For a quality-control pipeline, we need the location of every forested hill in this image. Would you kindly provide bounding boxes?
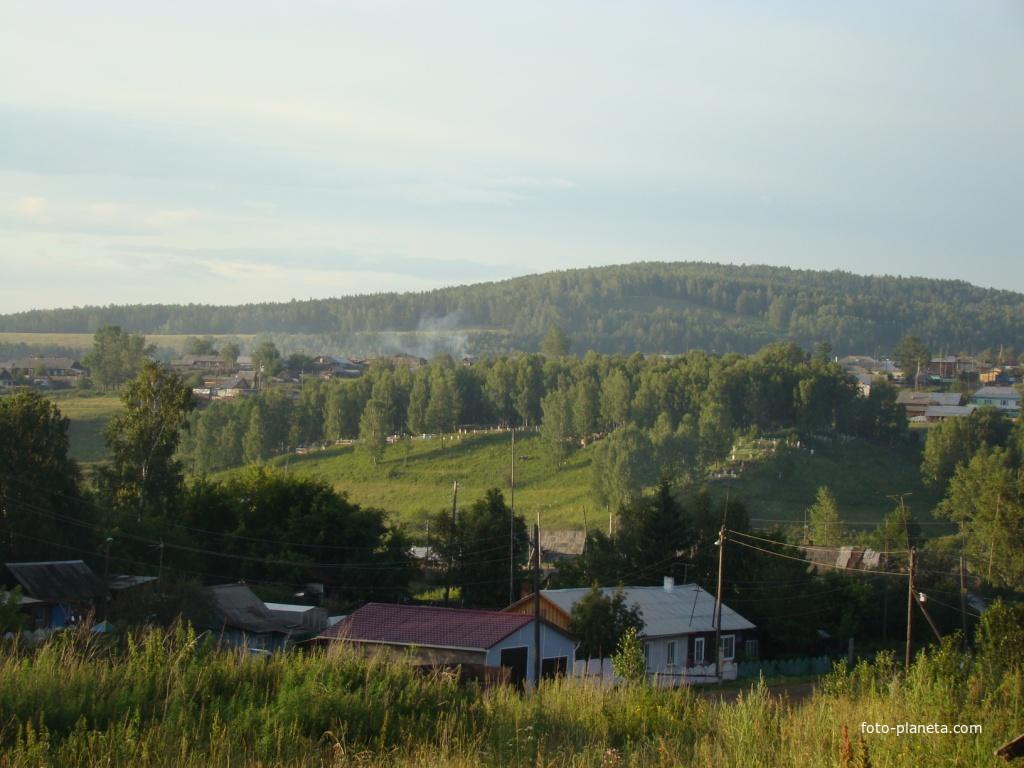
[4,262,1023,355]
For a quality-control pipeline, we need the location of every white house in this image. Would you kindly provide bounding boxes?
[508,578,757,684]
[970,386,1021,418]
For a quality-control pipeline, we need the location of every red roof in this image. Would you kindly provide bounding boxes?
[320,602,534,650]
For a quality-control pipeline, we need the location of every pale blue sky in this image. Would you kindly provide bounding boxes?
[1,1,1022,312]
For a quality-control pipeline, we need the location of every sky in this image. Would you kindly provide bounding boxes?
[1,1,1023,312]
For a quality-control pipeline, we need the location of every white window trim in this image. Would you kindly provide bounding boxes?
[720,634,735,662]
[693,637,705,665]
[666,639,677,667]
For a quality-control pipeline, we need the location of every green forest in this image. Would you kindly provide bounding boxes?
[3,262,1024,355]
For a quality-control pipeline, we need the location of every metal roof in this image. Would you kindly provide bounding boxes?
[4,560,107,603]
[541,584,755,637]
[973,386,1020,400]
[320,602,538,651]
[205,584,296,635]
[896,391,962,406]
[924,405,976,418]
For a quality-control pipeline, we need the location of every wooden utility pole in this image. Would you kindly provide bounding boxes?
[959,554,968,645]
[444,481,458,607]
[905,547,916,669]
[915,591,943,642]
[509,428,516,605]
[714,525,725,681]
[532,522,541,687]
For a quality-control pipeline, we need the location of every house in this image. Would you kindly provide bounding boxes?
[193,583,304,651]
[926,356,978,382]
[0,368,13,388]
[2,560,108,630]
[924,404,976,422]
[213,376,252,399]
[236,355,254,371]
[314,356,364,379]
[263,602,329,634]
[970,386,1021,418]
[505,578,758,683]
[538,529,588,568]
[895,391,962,419]
[979,367,1015,386]
[171,355,229,372]
[11,357,88,377]
[318,602,577,686]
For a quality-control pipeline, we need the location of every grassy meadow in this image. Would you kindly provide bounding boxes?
[46,392,124,464]
[723,439,945,530]
[230,431,596,531]
[0,623,1018,767]
[231,432,941,533]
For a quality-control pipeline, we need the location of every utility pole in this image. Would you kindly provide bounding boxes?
[714,525,725,681]
[533,522,541,687]
[509,428,516,605]
[103,536,113,621]
[444,481,457,607]
[959,554,968,646]
[905,547,916,669]
[915,591,943,642]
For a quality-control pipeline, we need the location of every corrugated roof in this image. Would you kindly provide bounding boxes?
[206,584,295,635]
[541,585,755,637]
[320,602,535,650]
[925,405,976,418]
[4,560,107,602]
[973,386,1020,400]
[896,391,962,406]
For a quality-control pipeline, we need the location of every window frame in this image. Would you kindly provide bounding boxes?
[720,634,736,662]
[693,637,705,665]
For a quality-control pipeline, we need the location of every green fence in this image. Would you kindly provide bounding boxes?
[737,655,834,679]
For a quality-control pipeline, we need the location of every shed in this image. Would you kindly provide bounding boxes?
[3,560,108,629]
[197,584,301,651]
[319,602,576,685]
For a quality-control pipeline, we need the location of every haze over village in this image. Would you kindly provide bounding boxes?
[1,3,1022,767]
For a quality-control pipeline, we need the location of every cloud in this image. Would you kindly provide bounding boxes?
[11,195,46,217]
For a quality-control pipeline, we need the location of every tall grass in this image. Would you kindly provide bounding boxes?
[0,624,1019,767]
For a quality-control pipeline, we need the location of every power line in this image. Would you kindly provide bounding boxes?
[728,528,911,555]
[727,537,909,578]
[3,493,514,572]
[1,470,520,554]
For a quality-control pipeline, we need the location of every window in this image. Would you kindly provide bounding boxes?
[744,638,759,660]
[541,656,567,679]
[693,637,705,665]
[720,635,735,662]
[666,640,677,667]
[643,642,652,670]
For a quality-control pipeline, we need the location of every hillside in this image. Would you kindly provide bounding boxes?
[213,431,944,535]
[4,261,1024,356]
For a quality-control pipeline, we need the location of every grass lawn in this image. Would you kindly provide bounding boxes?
[228,431,598,532]
[47,391,124,463]
[720,438,947,529]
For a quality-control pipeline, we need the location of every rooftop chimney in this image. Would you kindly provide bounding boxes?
[663,576,674,592]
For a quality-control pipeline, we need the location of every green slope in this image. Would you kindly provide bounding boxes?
[722,439,946,531]
[48,392,123,463]
[233,432,597,531]
[214,432,945,535]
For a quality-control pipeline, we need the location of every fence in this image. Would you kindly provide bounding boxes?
[736,655,834,679]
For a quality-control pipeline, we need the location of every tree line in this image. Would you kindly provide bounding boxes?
[177,342,908,507]
[4,261,1024,356]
